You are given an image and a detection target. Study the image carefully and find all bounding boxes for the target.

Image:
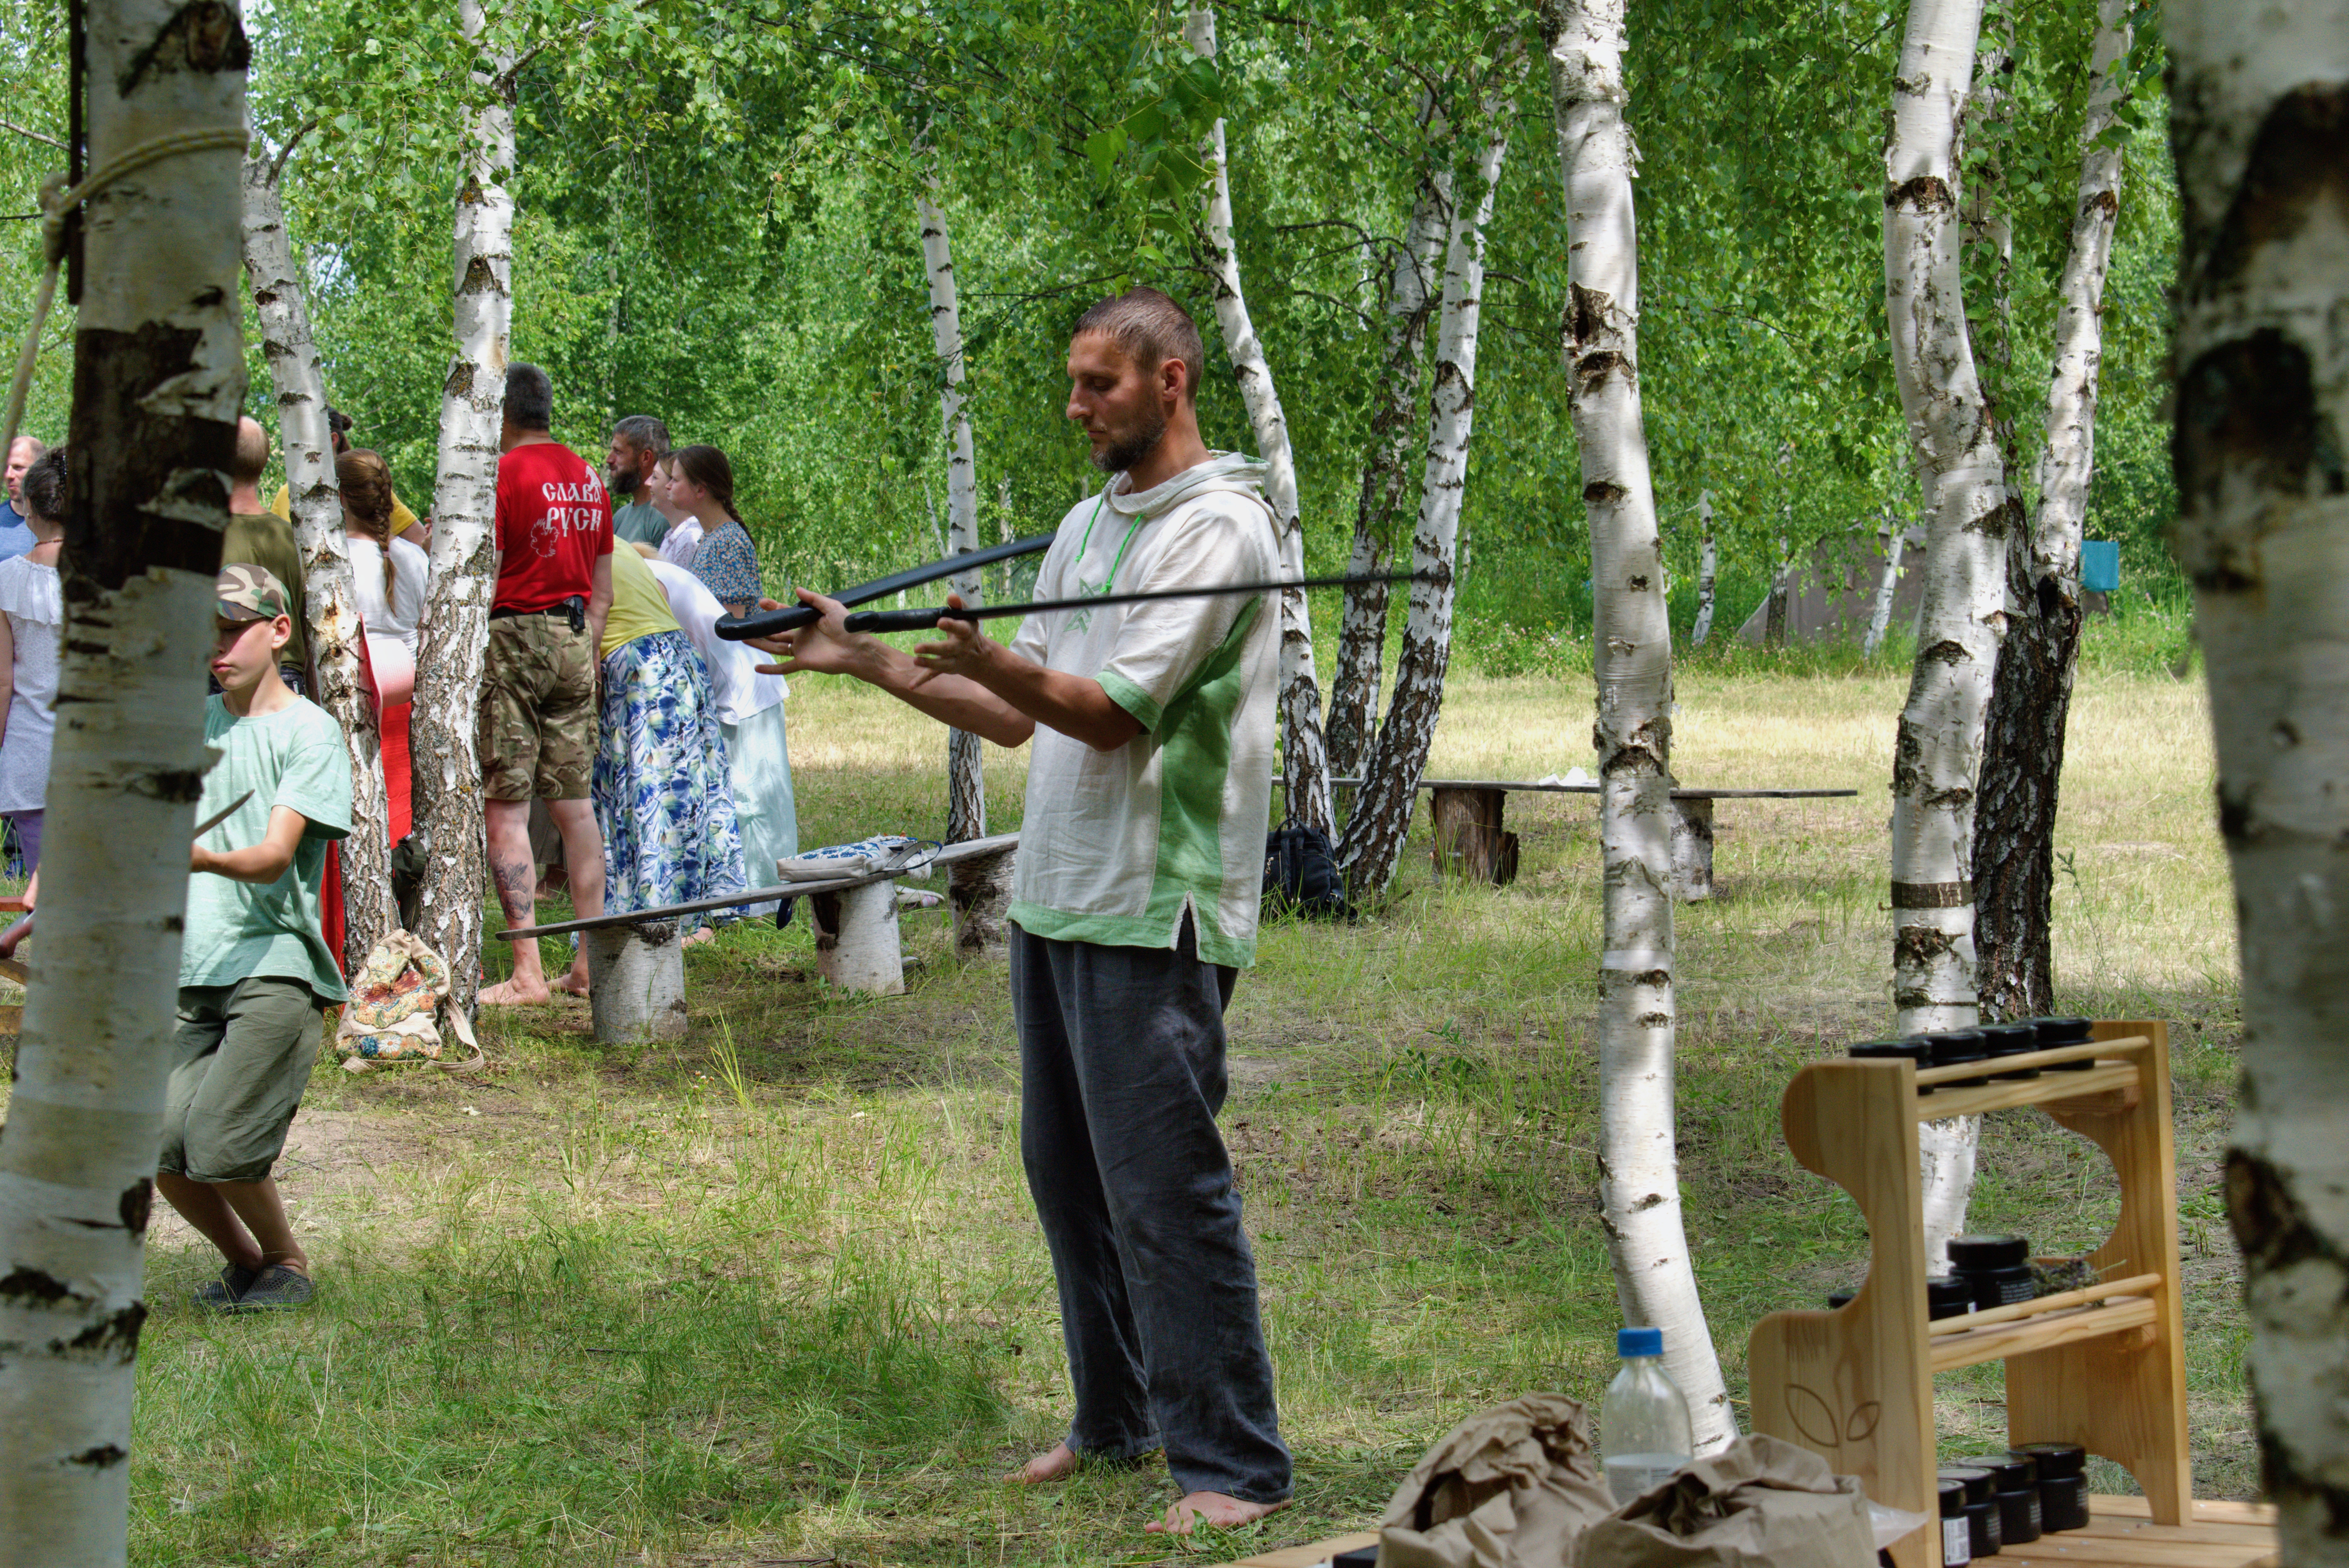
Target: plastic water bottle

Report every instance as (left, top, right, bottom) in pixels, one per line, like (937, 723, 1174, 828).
(1603, 1326, 1695, 1504)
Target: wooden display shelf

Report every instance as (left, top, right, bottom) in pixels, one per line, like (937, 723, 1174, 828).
(1202, 1500, 2274, 1568)
(1748, 1021, 2194, 1568)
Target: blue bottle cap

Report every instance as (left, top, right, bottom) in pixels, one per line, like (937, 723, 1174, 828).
(1618, 1326, 1664, 1358)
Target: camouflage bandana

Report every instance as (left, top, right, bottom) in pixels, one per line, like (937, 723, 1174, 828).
(217, 562, 292, 622)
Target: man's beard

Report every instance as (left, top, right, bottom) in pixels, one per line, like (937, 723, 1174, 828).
(607, 460, 638, 495)
(1090, 406, 1167, 475)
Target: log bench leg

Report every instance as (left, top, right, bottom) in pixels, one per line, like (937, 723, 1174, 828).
(585, 921, 689, 1044)
(1670, 796, 1715, 902)
(1430, 786, 1519, 887)
(810, 880, 906, 996)
(949, 844, 1018, 962)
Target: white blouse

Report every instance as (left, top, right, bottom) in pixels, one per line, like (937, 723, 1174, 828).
(348, 533, 431, 650)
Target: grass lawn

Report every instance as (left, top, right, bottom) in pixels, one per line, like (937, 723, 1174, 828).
(18, 652, 2249, 1565)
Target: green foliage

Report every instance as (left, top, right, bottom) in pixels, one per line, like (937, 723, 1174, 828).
(0, 0, 2190, 652)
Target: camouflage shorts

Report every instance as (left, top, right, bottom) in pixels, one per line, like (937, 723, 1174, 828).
(478, 613, 597, 802)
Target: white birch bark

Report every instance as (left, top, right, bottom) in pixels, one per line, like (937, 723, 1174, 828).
(1185, 5, 1335, 842)
(1544, 0, 1734, 1450)
(1880, 0, 2012, 1262)
(2029, 0, 2128, 611)
(412, 0, 515, 1010)
(241, 154, 393, 967)
(1688, 490, 1718, 647)
(0, 2, 245, 1557)
(2166, 4, 2349, 1556)
(1864, 516, 1907, 657)
(1329, 141, 1453, 779)
(1338, 114, 1511, 893)
(917, 181, 986, 842)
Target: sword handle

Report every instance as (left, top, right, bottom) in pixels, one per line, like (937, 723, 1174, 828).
(715, 603, 820, 641)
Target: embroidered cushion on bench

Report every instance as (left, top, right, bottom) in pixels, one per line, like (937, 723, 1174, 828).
(775, 835, 936, 882)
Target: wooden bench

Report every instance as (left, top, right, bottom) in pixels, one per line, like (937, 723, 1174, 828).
(1297, 777, 1857, 900)
(500, 832, 1019, 1037)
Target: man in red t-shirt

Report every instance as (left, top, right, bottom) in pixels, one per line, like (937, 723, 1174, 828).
(478, 363, 617, 1005)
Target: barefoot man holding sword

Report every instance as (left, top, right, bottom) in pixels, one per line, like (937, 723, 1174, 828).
(747, 288, 1293, 1536)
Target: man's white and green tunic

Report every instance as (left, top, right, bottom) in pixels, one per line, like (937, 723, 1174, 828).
(1007, 453, 1279, 968)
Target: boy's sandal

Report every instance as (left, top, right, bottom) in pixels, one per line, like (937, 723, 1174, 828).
(192, 1262, 259, 1312)
(227, 1263, 314, 1313)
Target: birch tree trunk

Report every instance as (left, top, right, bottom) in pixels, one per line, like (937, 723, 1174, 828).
(1338, 116, 1511, 894)
(1185, 5, 1335, 841)
(1543, 0, 1734, 1451)
(1864, 513, 1907, 657)
(1969, 0, 2129, 1023)
(1881, 0, 2013, 1263)
(917, 182, 986, 843)
(411, 0, 515, 1010)
(2166, 5, 2349, 1557)
(1688, 490, 1718, 647)
(0, 4, 246, 1558)
(241, 153, 394, 968)
(1328, 144, 1452, 781)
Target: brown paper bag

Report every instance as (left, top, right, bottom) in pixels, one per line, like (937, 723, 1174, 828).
(1578, 1434, 1873, 1568)
(1376, 1393, 1616, 1568)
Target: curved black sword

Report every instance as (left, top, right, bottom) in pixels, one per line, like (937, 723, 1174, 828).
(715, 530, 1059, 641)
(825, 570, 1430, 636)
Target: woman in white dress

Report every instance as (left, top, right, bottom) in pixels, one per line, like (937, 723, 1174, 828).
(338, 449, 429, 651)
(644, 552, 796, 911)
(652, 451, 705, 571)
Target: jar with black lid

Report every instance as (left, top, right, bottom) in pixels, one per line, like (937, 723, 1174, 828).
(1850, 1039, 1936, 1091)
(1939, 1477, 1973, 1566)
(1977, 1022, 2041, 1079)
(2013, 1441, 2090, 1530)
(1927, 1274, 1975, 1320)
(1947, 1233, 2036, 1310)
(1925, 1029, 1991, 1087)
(2030, 1016, 2098, 1071)
(1960, 1452, 2042, 1543)
(1940, 1466, 2001, 1556)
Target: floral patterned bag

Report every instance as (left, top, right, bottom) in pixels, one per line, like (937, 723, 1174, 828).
(335, 931, 481, 1072)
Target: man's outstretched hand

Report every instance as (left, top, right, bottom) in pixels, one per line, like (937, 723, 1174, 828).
(747, 587, 867, 677)
(911, 593, 995, 680)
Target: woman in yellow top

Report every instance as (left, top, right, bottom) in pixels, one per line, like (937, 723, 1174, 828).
(593, 544, 747, 938)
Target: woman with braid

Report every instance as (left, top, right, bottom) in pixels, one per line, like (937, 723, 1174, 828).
(337, 449, 429, 652)
(670, 445, 763, 617)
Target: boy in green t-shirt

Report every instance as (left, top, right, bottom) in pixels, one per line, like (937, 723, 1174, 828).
(157, 565, 353, 1313)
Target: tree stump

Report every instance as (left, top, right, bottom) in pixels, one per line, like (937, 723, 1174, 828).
(1430, 786, 1519, 886)
(585, 921, 688, 1043)
(949, 843, 1018, 961)
(809, 880, 905, 995)
(1670, 796, 1715, 902)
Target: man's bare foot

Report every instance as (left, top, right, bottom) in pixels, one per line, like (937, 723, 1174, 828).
(1144, 1491, 1292, 1535)
(552, 967, 591, 997)
(1003, 1441, 1080, 1486)
(478, 975, 552, 1006)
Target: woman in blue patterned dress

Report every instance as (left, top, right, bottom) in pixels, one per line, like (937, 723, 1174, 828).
(593, 543, 747, 937)
(670, 445, 763, 616)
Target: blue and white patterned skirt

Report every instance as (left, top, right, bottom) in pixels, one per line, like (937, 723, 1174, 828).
(594, 631, 747, 923)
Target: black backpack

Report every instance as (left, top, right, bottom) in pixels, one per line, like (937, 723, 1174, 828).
(1263, 819, 1353, 919)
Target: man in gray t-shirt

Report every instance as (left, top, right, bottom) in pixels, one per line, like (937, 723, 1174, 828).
(605, 413, 672, 547)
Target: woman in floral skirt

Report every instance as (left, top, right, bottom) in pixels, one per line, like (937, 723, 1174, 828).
(593, 543, 747, 937)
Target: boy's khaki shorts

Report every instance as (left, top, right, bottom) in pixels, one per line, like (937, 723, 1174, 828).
(157, 976, 323, 1184)
(478, 613, 598, 802)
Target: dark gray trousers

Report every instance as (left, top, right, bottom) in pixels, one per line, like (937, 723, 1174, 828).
(1009, 920, 1292, 1504)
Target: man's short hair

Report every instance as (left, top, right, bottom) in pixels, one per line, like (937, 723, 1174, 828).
(8, 435, 46, 464)
(232, 417, 270, 486)
(1072, 287, 1208, 403)
(504, 364, 555, 431)
(21, 449, 66, 525)
(611, 414, 670, 456)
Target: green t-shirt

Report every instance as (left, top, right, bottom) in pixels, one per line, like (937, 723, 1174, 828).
(181, 696, 354, 1000)
(221, 511, 310, 671)
(612, 499, 670, 548)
